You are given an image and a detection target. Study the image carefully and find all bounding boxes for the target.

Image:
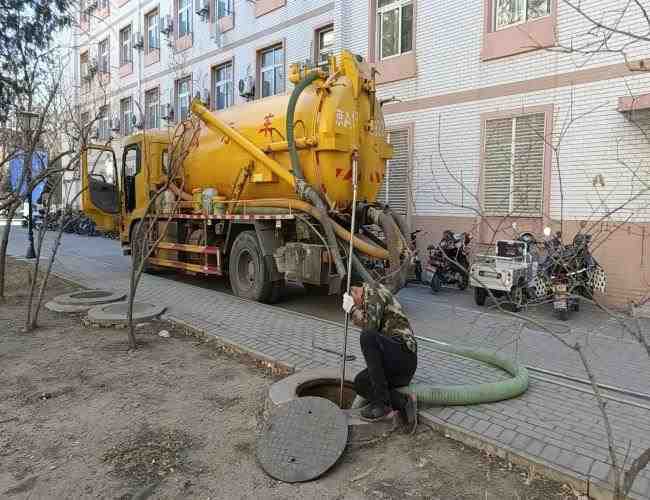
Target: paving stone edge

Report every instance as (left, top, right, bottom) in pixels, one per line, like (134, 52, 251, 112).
(419, 410, 624, 500)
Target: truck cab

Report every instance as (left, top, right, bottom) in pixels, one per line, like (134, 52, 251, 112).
(82, 132, 169, 247)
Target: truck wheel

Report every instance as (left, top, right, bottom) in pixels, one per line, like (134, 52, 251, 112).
(474, 287, 487, 306)
(431, 273, 442, 293)
(229, 230, 273, 303)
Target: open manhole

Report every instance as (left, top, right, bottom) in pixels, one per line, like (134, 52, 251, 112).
(268, 369, 400, 444)
(296, 378, 357, 409)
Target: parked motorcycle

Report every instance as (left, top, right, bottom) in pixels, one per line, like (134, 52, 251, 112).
(538, 228, 607, 320)
(409, 229, 424, 283)
(425, 230, 471, 293)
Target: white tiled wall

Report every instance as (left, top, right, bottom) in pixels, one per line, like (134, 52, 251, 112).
(77, 0, 334, 121)
(340, 0, 650, 222)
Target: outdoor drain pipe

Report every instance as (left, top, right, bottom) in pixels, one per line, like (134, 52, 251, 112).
(351, 336, 530, 408)
(286, 71, 347, 282)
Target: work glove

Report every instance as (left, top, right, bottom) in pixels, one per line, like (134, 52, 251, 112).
(342, 292, 354, 314)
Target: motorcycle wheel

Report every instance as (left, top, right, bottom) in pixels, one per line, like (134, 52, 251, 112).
(431, 273, 442, 293)
(474, 287, 487, 306)
(509, 286, 524, 312)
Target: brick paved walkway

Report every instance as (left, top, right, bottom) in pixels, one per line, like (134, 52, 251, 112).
(6, 229, 650, 499)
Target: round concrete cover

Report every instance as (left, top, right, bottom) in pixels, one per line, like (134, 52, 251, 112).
(54, 290, 126, 306)
(45, 301, 96, 313)
(87, 302, 166, 325)
(256, 396, 348, 483)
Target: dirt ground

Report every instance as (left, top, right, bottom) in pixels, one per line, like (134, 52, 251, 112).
(0, 258, 580, 499)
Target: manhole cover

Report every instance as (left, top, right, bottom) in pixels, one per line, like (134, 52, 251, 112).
(256, 397, 348, 483)
(86, 302, 166, 325)
(54, 290, 126, 306)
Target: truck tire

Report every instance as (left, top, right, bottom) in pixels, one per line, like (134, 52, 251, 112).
(229, 230, 273, 303)
(474, 287, 487, 306)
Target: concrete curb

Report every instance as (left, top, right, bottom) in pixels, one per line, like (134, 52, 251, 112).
(162, 313, 295, 377)
(418, 410, 614, 500)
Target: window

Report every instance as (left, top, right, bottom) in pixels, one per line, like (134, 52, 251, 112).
(98, 106, 111, 141)
(120, 97, 133, 136)
(259, 45, 284, 98)
(316, 25, 334, 63)
(494, 0, 550, 30)
(377, 129, 410, 215)
(176, 77, 192, 121)
(98, 38, 110, 73)
(178, 0, 192, 37)
(99, 0, 109, 10)
(80, 0, 89, 24)
(80, 51, 89, 81)
(146, 9, 159, 52)
(216, 0, 233, 19)
(482, 113, 545, 216)
(212, 62, 233, 111)
(145, 88, 160, 129)
(377, 0, 413, 60)
(119, 25, 132, 66)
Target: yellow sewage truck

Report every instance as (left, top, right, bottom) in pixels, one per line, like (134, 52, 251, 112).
(81, 51, 411, 303)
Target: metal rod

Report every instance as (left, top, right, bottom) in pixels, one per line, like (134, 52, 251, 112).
(340, 152, 359, 407)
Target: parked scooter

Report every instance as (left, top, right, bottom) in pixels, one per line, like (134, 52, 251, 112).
(538, 227, 606, 320)
(425, 230, 472, 293)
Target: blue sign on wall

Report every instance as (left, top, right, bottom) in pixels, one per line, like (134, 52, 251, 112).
(8, 150, 48, 203)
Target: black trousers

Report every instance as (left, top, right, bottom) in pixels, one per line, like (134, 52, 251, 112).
(354, 329, 417, 412)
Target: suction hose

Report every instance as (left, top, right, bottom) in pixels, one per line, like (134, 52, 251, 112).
(401, 341, 529, 405)
(286, 71, 348, 280)
(287, 72, 321, 182)
(353, 341, 529, 407)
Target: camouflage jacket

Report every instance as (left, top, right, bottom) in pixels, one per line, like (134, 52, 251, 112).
(351, 283, 417, 353)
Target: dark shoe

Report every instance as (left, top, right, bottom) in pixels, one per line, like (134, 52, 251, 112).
(360, 402, 392, 422)
(401, 394, 418, 434)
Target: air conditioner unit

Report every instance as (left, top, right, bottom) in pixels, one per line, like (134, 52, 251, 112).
(238, 76, 254, 98)
(111, 115, 121, 132)
(161, 103, 174, 121)
(88, 58, 98, 75)
(195, 0, 209, 19)
(132, 32, 144, 50)
(160, 14, 174, 35)
(132, 113, 143, 130)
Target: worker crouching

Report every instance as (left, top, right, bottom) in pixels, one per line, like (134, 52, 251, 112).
(343, 282, 418, 431)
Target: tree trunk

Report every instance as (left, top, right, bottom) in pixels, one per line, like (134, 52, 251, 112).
(0, 203, 19, 300)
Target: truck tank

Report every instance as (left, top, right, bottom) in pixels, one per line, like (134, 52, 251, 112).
(183, 51, 392, 209)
